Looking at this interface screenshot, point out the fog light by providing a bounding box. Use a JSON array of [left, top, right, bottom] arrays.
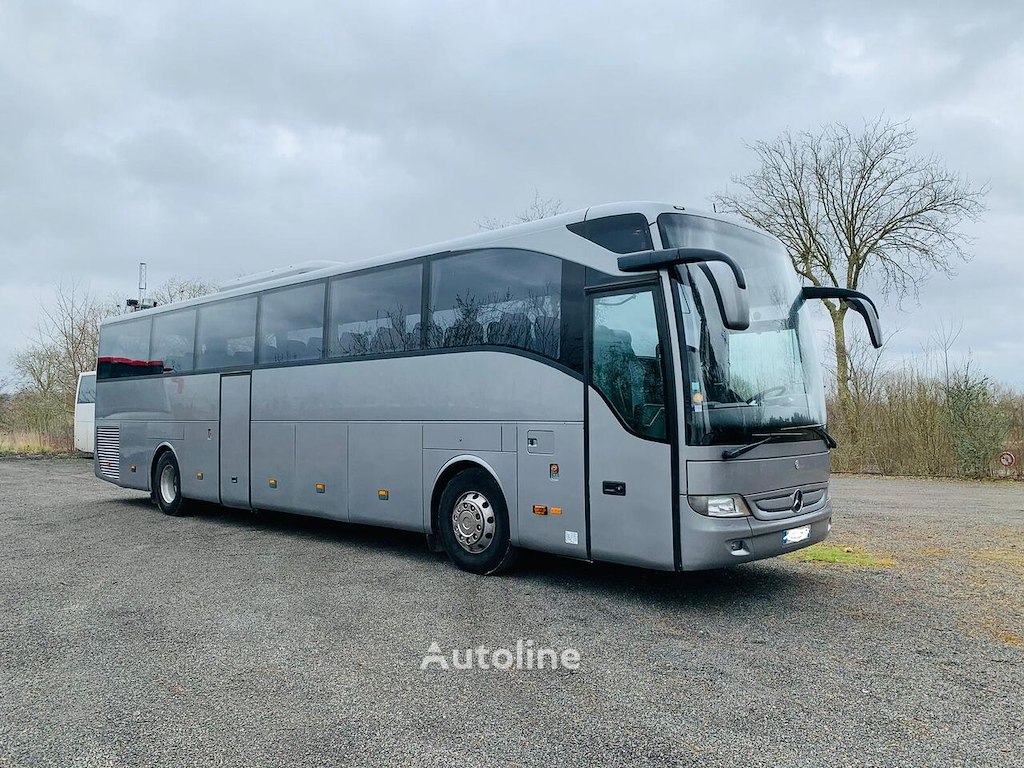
[[688, 494, 752, 518]]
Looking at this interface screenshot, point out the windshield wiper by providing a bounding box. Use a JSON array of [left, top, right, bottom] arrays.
[[721, 424, 839, 460], [721, 434, 787, 460], [779, 423, 838, 449]]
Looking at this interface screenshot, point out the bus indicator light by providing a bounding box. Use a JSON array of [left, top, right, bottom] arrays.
[[315, 483, 326, 494], [533, 505, 548, 515], [378, 490, 389, 501], [269, 479, 278, 488], [196, 471, 204, 480], [549, 464, 559, 480], [551, 507, 562, 515]]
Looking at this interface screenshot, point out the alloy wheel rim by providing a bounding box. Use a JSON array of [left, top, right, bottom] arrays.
[[451, 490, 495, 553]]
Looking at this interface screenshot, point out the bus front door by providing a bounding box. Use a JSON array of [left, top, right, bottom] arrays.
[[586, 285, 676, 570], [220, 373, 251, 509]]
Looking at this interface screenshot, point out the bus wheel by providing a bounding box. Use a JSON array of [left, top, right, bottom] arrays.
[[438, 468, 517, 575], [154, 452, 191, 517]]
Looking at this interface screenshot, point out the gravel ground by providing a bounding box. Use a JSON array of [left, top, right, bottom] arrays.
[[0, 458, 1021, 767]]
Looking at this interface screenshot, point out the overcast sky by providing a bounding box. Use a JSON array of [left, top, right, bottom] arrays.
[[1, 0, 1021, 387]]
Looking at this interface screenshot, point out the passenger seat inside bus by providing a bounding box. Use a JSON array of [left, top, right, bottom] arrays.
[[486, 313, 531, 348], [282, 338, 308, 360], [592, 325, 645, 428], [444, 319, 484, 347], [413, 322, 443, 348], [201, 339, 230, 369], [337, 331, 363, 356], [373, 326, 407, 353]]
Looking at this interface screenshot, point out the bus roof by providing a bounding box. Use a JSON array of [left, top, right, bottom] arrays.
[[101, 202, 768, 326]]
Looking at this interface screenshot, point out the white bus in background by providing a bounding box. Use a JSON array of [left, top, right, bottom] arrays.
[[74, 371, 96, 454]]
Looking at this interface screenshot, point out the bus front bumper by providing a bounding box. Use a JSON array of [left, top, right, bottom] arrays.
[[678, 497, 832, 571]]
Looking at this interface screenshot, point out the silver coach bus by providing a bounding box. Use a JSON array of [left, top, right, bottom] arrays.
[[94, 202, 882, 575]]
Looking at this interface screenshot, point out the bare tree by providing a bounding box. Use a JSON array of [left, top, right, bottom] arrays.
[[477, 189, 564, 230], [11, 281, 119, 410], [712, 117, 986, 430], [150, 276, 217, 306]]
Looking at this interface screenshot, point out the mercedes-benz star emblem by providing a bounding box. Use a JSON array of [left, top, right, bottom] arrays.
[[792, 489, 804, 513]]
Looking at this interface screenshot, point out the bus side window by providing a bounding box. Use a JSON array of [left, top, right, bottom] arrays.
[[196, 298, 257, 371], [97, 317, 152, 379], [428, 249, 562, 358], [328, 264, 423, 358], [257, 282, 325, 364], [151, 309, 196, 374]]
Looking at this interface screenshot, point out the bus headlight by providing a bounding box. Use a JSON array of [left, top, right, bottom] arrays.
[[688, 494, 752, 518]]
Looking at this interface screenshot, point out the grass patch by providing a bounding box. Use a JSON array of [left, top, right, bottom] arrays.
[[785, 543, 895, 568], [977, 616, 1024, 648], [0, 431, 70, 455], [991, 629, 1024, 647], [971, 546, 1024, 572]]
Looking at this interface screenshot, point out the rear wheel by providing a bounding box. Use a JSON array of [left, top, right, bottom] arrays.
[[154, 451, 191, 517], [438, 468, 517, 575]]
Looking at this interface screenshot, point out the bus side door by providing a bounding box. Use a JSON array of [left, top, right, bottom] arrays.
[[586, 285, 676, 570]]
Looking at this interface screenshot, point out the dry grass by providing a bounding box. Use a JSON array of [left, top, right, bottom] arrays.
[[976, 616, 1024, 648], [990, 628, 1024, 647], [970, 546, 1024, 571], [785, 543, 895, 568], [829, 365, 1024, 480], [0, 430, 72, 454]]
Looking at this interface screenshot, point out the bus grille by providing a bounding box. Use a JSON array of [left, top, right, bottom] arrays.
[[96, 426, 120, 481]]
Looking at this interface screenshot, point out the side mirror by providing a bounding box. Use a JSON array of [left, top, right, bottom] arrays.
[[802, 286, 883, 348], [616, 247, 751, 331], [695, 261, 750, 331]]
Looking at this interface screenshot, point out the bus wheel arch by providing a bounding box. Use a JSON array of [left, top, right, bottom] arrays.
[[431, 459, 517, 575], [430, 457, 501, 535]]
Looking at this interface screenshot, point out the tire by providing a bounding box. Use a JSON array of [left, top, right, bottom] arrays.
[[438, 468, 518, 575], [153, 451, 191, 517]]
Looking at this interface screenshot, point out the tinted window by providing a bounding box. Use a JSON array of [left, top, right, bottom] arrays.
[[196, 298, 257, 370], [98, 318, 151, 362], [328, 265, 422, 357], [151, 309, 196, 373], [591, 289, 667, 440], [76, 374, 96, 404], [258, 282, 325, 364], [568, 213, 653, 254], [429, 249, 561, 358], [97, 317, 155, 378]]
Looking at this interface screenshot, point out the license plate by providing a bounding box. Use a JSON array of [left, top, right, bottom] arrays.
[[783, 525, 811, 545]]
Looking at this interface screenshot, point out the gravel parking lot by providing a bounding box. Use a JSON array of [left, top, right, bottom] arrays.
[[1, 458, 1021, 767]]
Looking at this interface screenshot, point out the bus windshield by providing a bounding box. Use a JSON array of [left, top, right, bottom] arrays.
[[659, 213, 826, 446]]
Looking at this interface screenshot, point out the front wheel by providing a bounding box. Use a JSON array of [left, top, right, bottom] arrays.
[[153, 451, 191, 517], [438, 468, 517, 575]]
